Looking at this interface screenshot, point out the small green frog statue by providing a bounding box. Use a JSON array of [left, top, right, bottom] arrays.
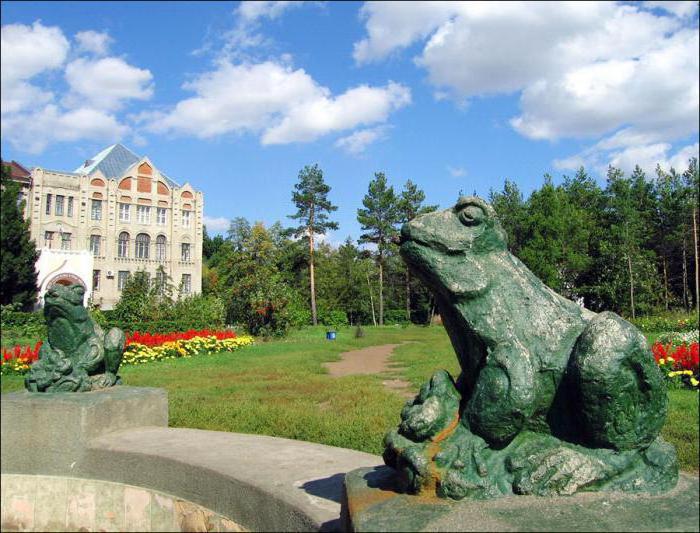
[[25, 283, 125, 392]]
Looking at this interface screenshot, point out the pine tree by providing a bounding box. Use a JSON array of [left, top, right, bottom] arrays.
[[357, 172, 400, 325], [0, 163, 38, 309], [397, 180, 437, 320], [287, 164, 338, 325]]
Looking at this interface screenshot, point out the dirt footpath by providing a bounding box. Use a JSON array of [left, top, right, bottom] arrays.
[[323, 344, 414, 397]]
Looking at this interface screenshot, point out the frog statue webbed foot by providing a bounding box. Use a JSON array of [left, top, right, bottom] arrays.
[[385, 196, 678, 500]]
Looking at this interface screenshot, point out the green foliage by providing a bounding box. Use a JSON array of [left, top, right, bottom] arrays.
[[0, 303, 45, 338], [317, 309, 348, 329], [357, 172, 400, 257], [111, 268, 225, 333], [0, 163, 39, 309]]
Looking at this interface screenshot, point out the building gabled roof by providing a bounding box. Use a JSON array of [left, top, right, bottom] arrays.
[[73, 143, 181, 188]]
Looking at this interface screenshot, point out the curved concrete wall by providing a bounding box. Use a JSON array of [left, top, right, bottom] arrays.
[[1, 388, 382, 532]]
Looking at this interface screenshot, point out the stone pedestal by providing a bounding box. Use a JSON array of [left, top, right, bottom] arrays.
[[0, 387, 167, 476], [342, 466, 700, 532]]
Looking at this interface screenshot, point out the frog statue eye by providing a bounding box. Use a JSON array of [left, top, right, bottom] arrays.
[[457, 203, 486, 226]]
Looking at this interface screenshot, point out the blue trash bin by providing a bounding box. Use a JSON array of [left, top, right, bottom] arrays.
[[326, 330, 336, 340]]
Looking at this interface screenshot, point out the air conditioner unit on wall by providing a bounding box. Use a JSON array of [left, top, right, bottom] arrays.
[[106, 271, 114, 278]]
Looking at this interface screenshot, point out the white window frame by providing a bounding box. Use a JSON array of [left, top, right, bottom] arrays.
[[119, 203, 131, 222], [91, 199, 102, 221], [157, 207, 167, 225], [117, 271, 130, 291], [55, 195, 64, 216], [182, 210, 191, 228], [181, 274, 191, 294], [60, 232, 71, 250], [137, 205, 151, 224], [89, 235, 101, 256], [181, 242, 191, 262]]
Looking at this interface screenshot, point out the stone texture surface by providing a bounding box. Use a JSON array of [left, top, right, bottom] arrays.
[[1, 386, 168, 476], [343, 466, 700, 532], [0, 474, 245, 532], [81, 426, 382, 532], [1, 387, 383, 531], [386, 196, 677, 499]]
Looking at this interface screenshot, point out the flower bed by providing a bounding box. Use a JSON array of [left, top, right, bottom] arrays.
[[1, 329, 253, 375], [1, 341, 41, 375], [652, 341, 700, 389], [123, 330, 254, 365]]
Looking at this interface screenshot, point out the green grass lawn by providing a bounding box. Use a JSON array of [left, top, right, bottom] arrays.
[[2, 325, 697, 472]]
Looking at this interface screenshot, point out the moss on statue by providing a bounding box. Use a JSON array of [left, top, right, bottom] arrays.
[[24, 284, 125, 392], [384, 196, 678, 499]]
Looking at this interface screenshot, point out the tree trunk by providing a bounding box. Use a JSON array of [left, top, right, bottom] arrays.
[[366, 270, 377, 326], [682, 237, 689, 312], [309, 233, 317, 325], [378, 257, 384, 326], [405, 268, 411, 321], [662, 256, 669, 311], [309, 206, 317, 326], [627, 253, 635, 319], [693, 208, 699, 310]]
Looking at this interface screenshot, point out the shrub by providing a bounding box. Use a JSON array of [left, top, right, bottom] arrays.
[[318, 309, 348, 329], [383, 309, 411, 325], [0, 304, 45, 338]]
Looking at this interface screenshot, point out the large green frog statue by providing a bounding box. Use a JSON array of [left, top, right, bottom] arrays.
[[25, 283, 125, 393], [384, 196, 677, 500]]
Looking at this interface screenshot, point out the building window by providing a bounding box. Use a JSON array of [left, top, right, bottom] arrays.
[[118, 232, 130, 258], [135, 233, 150, 259], [155, 235, 166, 261], [93, 270, 100, 291], [118, 271, 130, 291], [137, 205, 150, 224], [55, 195, 64, 216], [45, 194, 52, 215], [181, 274, 191, 294], [155, 269, 167, 291], [182, 210, 191, 228], [44, 231, 54, 248], [181, 242, 191, 262], [61, 232, 71, 250], [119, 203, 130, 222], [91, 199, 102, 221], [157, 207, 167, 225], [89, 234, 101, 256], [67, 196, 74, 217]]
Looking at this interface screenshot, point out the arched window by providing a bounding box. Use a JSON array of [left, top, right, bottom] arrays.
[[118, 232, 130, 258], [135, 233, 150, 259], [155, 235, 166, 261]]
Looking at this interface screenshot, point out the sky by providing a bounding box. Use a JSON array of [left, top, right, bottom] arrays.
[[2, 1, 698, 243]]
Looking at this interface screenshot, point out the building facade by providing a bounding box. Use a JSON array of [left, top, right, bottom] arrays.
[[23, 144, 203, 309]]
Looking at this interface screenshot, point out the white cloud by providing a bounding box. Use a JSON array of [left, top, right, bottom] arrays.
[[64, 57, 154, 110], [1, 21, 69, 114], [1, 105, 128, 154], [335, 126, 389, 155], [203, 215, 230, 232], [75, 30, 112, 56], [144, 60, 410, 146], [235, 1, 300, 22], [1, 21, 152, 154], [1, 21, 69, 84], [644, 1, 699, 18], [446, 165, 466, 178], [354, 2, 699, 175], [554, 137, 699, 176]]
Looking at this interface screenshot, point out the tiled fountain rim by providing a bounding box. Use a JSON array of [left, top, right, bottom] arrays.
[[0, 473, 244, 532]]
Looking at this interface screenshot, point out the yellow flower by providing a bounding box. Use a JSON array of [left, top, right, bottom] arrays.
[[691, 378, 699, 387], [658, 358, 665, 365]]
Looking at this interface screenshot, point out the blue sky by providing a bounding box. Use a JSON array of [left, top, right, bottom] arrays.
[[2, 1, 698, 242]]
